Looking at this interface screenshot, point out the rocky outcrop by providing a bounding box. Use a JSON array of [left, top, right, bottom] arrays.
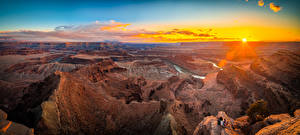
[[4, 54, 64, 73], [0, 109, 34, 135], [255, 109, 300, 135], [0, 80, 25, 111], [250, 50, 300, 112], [294, 109, 300, 117], [12, 60, 206, 135], [193, 110, 300, 135], [245, 113, 292, 135], [3, 61, 163, 134], [118, 60, 177, 80], [217, 50, 300, 115], [34, 70, 163, 135], [77, 59, 126, 82], [154, 113, 187, 135], [251, 50, 300, 92], [7, 73, 61, 127], [193, 111, 242, 135], [0, 48, 45, 56], [234, 109, 300, 135], [233, 116, 249, 130]]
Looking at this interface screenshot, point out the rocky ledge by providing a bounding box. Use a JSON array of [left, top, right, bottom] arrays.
[[0, 109, 34, 135], [193, 109, 300, 135]]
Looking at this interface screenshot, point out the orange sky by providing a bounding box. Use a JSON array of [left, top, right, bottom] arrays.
[[129, 11, 300, 42], [130, 25, 300, 43]]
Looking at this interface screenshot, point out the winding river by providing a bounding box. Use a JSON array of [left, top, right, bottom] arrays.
[[173, 61, 222, 80], [173, 64, 206, 79]]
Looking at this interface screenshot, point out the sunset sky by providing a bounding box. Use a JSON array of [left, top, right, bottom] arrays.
[[0, 0, 300, 42]]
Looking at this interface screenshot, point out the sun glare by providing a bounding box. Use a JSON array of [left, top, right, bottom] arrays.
[[242, 38, 247, 43]]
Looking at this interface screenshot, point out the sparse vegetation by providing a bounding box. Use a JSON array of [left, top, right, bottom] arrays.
[[247, 100, 269, 123]]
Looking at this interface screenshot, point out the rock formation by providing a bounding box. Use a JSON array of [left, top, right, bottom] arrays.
[[1, 42, 300, 135], [193, 109, 300, 135], [0, 109, 34, 135], [217, 50, 300, 115], [254, 109, 300, 135], [193, 111, 242, 135]]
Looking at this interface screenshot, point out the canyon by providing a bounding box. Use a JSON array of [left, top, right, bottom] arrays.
[[0, 41, 299, 135]]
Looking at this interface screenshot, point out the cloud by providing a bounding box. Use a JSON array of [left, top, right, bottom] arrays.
[[255, 0, 282, 13], [0, 21, 140, 42], [133, 28, 237, 42], [100, 20, 131, 31], [54, 25, 74, 31], [258, 0, 264, 7], [269, 3, 281, 12], [0, 21, 239, 43]]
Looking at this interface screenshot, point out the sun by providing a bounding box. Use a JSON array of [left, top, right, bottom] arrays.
[[242, 38, 247, 43]]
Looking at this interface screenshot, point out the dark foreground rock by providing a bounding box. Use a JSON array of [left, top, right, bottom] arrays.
[[193, 109, 300, 135], [0, 109, 34, 135], [255, 109, 300, 135], [193, 111, 242, 135]]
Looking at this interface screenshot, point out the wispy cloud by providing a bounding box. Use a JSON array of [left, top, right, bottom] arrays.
[[0, 21, 140, 42], [100, 20, 131, 31], [0, 20, 240, 42], [269, 3, 281, 12], [133, 28, 237, 42]]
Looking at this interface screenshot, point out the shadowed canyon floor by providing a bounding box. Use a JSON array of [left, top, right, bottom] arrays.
[[0, 42, 300, 135]]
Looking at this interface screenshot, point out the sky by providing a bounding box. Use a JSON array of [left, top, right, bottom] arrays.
[[0, 0, 300, 42]]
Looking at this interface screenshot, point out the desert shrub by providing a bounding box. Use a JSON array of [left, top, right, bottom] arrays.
[[246, 99, 269, 123]]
